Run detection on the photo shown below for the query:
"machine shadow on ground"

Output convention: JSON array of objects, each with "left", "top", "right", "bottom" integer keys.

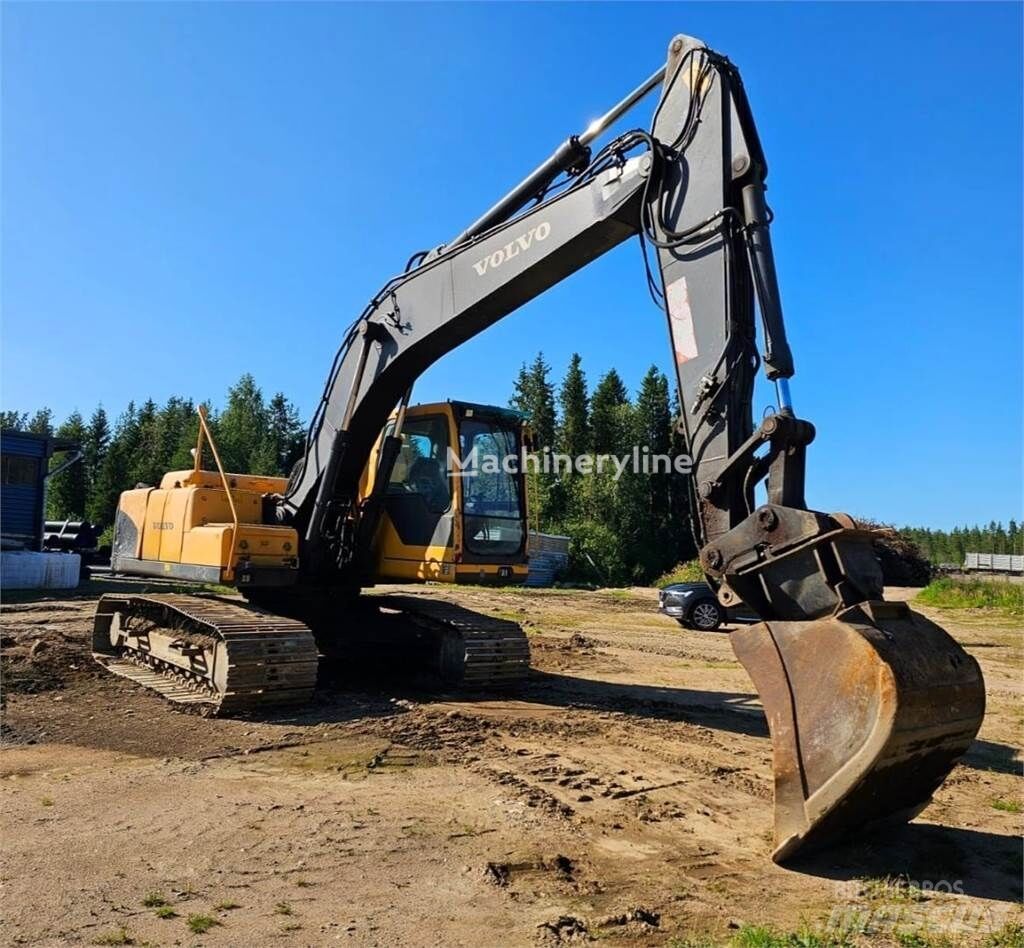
[
  {"left": 790, "top": 823, "right": 1023, "bottom": 903},
  {"left": 312, "top": 658, "right": 1020, "bottom": 775}
]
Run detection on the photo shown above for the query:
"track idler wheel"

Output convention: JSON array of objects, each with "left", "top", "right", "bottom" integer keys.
[{"left": 731, "top": 599, "right": 985, "bottom": 862}]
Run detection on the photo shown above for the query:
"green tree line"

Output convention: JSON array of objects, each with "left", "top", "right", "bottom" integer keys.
[
  {"left": 507, "top": 352, "right": 1022, "bottom": 582},
  {"left": 510, "top": 352, "right": 696, "bottom": 585},
  {"left": 6, "top": 360, "right": 1016, "bottom": 583},
  {"left": 897, "top": 523, "right": 1022, "bottom": 565},
  {"left": 2, "top": 374, "right": 305, "bottom": 532}
]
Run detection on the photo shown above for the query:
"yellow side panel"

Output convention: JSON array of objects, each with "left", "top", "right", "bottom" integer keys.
[
  {"left": 189, "top": 488, "right": 263, "bottom": 526},
  {"left": 116, "top": 489, "right": 151, "bottom": 558},
  {"left": 376, "top": 550, "right": 455, "bottom": 582},
  {"left": 180, "top": 525, "right": 233, "bottom": 568},
  {"left": 141, "top": 491, "right": 170, "bottom": 560},
  {"left": 177, "top": 523, "right": 298, "bottom": 573},
  {"left": 160, "top": 469, "right": 289, "bottom": 495},
  {"left": 234, "top": 524, "right": 298, "bottom": 566},
  {"left": 158, "top": 489, "right": 190, "bottom": 563},
  {"left": 373, "top": 517, "right": 455, "bottom": 583}
]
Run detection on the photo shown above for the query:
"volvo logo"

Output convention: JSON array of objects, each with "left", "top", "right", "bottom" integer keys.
[{"left": 472, "top": 221, "right": 551, "bottom": 276}]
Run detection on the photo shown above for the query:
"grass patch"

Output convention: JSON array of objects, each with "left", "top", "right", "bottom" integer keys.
[
  {"left": 92, "top": 930, "right": 132, "bottom": 946},
  {"left": 141, "top": 892, "right": 167, "bottom": 908},
  {"left": 895, "top": 932, "right": 958, "bottom": 948},
  {"left": 260, "top": 739, "right": 428, "bottom": 778},
  {"left": 274, "top": 901, "right": 294, "bottom": 916},
  {"left": 186, "top": 914, "right": 220, "bottom": 934},
  {"left": 991, "top": 797, "right": 1022, "bottom": 813},
  {"left": 917, "top": 578, "right": 1023, "bottom": 616},
  {"left": 987, "top": 922, "right": 1024, "bottom": 947},
  {"left": 655, "top": 559, "right": 705, "bottom": 588},
  {"left": 730, "top": 924, "right": 854, "bottom": 947},
  {"left": 858, "top": 876, "right": 927, "bottom": 904},
  {"left": 40, "top": 797, "right": 54, "bottom": 807},
  {"left": 214, "top": 899, "right": 241, "bottom": 911},
  {"left": 154, "top": 906, "right": 177, "bottom": 919}
]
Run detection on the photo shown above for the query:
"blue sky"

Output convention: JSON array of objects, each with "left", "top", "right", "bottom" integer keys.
[{"left": 3, "top": 3, "right": 1021, "bottom": 528}]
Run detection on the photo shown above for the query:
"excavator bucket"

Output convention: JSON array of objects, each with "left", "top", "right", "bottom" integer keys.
[{"left": 731, "top": 599, "right": 985, "bottom": 863}]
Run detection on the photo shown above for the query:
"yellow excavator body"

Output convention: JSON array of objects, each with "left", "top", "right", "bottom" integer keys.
[
  {"left": 108, "top": 401, "right": 529, "bottom": 589},
  {"left": 112, "top": 469, "right": 298, "bottom": 585},
  {"left": 96, "top": 401, "right": 532, "bottom": 712}
]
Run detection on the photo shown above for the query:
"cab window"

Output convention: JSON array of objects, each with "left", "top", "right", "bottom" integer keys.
[
  {"left": 386, "top": 415, "right": 451, "bottom": 513},
  {"left": 459, "top": 417, "right": 525, "bottom": 556}
]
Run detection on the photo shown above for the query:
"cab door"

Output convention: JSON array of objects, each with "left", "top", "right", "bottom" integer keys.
[{"left": 374, "top": 411, "right": 457, "bottom": 581}]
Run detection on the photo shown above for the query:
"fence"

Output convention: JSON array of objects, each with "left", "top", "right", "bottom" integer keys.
[{"left": 963, "top": 552, "right": 1024, "bottom": 575}]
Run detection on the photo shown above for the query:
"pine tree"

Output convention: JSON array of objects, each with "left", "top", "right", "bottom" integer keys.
[
  {"left": 26, "top": 408, "right": 54, "bottom": 436},
  {"left": 557, "top": 353, "right": 589, "bottom": 458},
  {"left": 83, "top": 406, "right": 111, "bottom": 522},
  {"left": 634, "top": 367, "right": 673, "bottom": 568},
  {"left": 91, "top": 404, "right": 139, "bottom": 528},
  {"left": 152, "top": 398, "right": 195, "bottom": 475},
  {"left": 635, "top": 367, "right": 671, "bottom": 459},
  {"left": 509, "top": 353, "right": 556, "bottom": 449},
  {"left": 590, "top": 370, "right": 628, "bottom": 455},
  {"left": 1, "top": 410, "right": 28, "bottom": 430},
  {"left": 264, "top": 392, "right": 306, "bottom": 476},
  {"left": 168, "top": 403, "right": 202, "bottom": 471},
  {"left": 217, "top": 374, "right": 268, "bottom": 473},
  {"left": 128, "top": 399, "right": 162, "bottom": 486},
  {"left": 510, "top": 353, "right": 558, "bottom": 528},
  {"left": 46, "top": 411, "right": 88, "bottom": 519},
  {"left": 596, "top": 368, "right": 680, "bottom": 582}
]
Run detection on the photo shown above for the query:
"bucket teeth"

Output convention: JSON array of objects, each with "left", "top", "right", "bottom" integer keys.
[{"left": 731, "top": 600, "right": 985, "bottom": 862}]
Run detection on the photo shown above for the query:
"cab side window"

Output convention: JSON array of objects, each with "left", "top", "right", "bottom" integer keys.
[{"left": 386, "top": 416, "right": 451, "bottom": 513}]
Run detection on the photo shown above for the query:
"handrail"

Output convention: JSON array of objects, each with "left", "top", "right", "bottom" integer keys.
[{"left": 194, "top": 406, "right": 240, "bottom": 547}]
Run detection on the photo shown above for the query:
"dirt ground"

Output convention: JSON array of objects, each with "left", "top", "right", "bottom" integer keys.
[{"left": 1, "top": 580, "right": 1020, "bottom": 947}]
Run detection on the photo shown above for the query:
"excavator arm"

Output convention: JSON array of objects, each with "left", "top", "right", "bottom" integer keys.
[{"left": 275, "top": 34, "right": 984, "bottom": 861}]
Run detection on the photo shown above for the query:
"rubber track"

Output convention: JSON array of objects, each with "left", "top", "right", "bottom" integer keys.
[
  {"left": 93, "top": 593, "right": 318, "bottom": 715},
  {"left": 373, "top": 594, "right": 530, "bottom": 686}
]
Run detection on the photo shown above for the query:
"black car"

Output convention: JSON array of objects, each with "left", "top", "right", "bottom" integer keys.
[{"left": 658, "top": 582, "right": 758, "bottom": 632}]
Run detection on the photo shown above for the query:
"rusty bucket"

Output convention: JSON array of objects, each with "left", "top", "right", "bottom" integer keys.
[{"left": 731, "top": 599, "right": 985, "bottom": 862}]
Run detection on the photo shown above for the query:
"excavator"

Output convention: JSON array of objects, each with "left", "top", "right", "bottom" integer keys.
[
  {"left": 100, "top": 397, "right": 533, "bottom": 692},
  {"left": 92, "top": 33, "right": 985, "bottom": 863}
]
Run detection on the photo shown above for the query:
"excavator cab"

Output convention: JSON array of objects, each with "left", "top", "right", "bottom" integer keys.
[{"left": 364, "top": 401, "right": 530, "bottom": 586}]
